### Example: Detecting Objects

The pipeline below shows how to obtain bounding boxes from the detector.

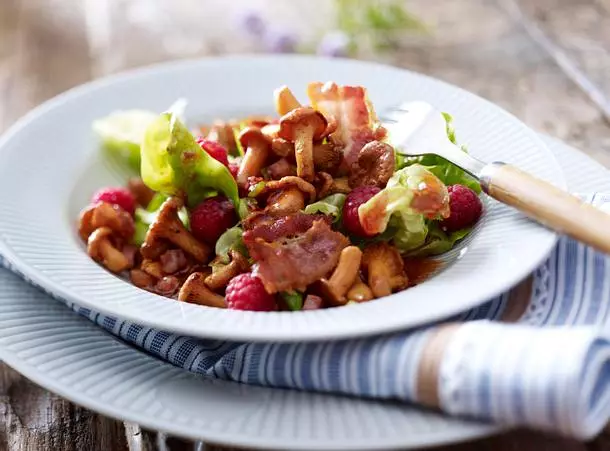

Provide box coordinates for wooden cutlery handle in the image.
[481,162,610,254]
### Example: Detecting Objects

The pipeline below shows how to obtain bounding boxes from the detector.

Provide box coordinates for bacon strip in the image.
[243,213,330,242]
[245,219,349,293]
[307,82,384,172]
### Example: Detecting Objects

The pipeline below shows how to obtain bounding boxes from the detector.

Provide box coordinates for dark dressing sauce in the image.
[403,258,443,287]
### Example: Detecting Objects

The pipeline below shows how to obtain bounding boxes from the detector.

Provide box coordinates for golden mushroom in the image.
[178,272,226,308]
[273,85,302,115]
[278,107,328,182]
[205,250,250,291]
[259,176,317,216]
[141,197,211,263]
[318,246,363,306]
[348,140,395,188]
[362,243,408,298]
[237,127,271,187]
[346,276,374,303]
[87,227,131,273]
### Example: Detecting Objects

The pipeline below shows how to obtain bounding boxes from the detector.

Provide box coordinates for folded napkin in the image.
[2,193,610,440]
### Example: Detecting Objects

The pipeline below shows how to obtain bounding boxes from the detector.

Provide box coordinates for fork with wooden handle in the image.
[382,101,610,254]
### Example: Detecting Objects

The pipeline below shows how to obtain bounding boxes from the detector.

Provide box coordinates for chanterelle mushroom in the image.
[274,85,302,116]
[258,176,317,216]
[237,127,271,187]
[278,107,328,182]
[205,250,250,291]
[87,227,131,273]
[313,142,342,174]
[79,202,134,242]
[206,121,237,155]
[178,272,226,308]
[348,140,395,188]
[315,172,351,199]
[319,246,363,306]
[362,243,408,298]
[141,197,211,263]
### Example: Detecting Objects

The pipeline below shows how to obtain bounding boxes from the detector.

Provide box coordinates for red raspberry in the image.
[228,163,239,179]
[440,185,483,232]
[225,273,277,311]
[189,195,237,244]
[196,138,229,167]
[91,187,136,216]
[342,186,381,237]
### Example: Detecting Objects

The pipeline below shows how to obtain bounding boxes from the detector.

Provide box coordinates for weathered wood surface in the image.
[1,0,610,449]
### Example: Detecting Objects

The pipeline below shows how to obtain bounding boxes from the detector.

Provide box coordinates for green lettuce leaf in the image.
[141,112,239,208]
[215,226,248,264]
[406,223,471,257]
[395,112,481,193]
[359,164,448,252]
[280,291,304,311]
[303,194,347,223]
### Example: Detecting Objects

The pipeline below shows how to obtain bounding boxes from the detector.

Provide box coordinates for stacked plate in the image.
[0,56,588,449]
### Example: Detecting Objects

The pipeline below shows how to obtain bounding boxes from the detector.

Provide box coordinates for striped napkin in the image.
[65,207,610,440]
[1,193,609,440]
[1,135,610,440]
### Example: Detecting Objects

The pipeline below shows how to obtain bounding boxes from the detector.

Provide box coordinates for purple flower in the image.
[317,30,351,57]
[236,10,266,36]
[264,29,298,53]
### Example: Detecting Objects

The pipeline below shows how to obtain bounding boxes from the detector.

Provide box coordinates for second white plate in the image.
[0,136,599,450]
[0,56,564,341]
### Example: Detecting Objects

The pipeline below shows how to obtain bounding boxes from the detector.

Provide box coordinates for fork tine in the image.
[380,110,404,123]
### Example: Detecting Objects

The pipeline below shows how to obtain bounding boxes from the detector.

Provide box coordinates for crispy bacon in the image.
[307,82,384,173]
[244,213,330,242]
[245,219,349,293]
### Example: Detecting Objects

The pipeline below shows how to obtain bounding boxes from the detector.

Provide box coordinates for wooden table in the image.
[2,0,610,449]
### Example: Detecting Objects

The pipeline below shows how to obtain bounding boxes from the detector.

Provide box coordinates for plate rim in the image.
[0,55,564,342]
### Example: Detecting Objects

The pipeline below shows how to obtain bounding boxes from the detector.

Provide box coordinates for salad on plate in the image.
[78,82,482,311]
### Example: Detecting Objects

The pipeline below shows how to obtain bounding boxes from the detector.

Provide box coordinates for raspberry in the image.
[225,273,277,311]
[229,163,239,179]
[189,195,237,244]
[342,186,380,237]
[440,185,483,232]
[196,138,229,167]
[91,187,136,216]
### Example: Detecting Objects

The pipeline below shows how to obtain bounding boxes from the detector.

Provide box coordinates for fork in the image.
[382,101,610,254]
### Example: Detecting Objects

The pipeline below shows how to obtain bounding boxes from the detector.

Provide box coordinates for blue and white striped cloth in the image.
[2,194,610,439]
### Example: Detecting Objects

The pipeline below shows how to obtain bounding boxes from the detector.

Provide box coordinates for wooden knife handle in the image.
[481,162,610,254]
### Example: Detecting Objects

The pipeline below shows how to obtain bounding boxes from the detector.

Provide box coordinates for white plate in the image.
[0,136,599,450]
[0,56,564,342]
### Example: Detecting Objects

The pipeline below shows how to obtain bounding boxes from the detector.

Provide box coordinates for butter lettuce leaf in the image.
[359,164,450,252]
[304,194,347,223]
[141,112,239,208]
[406,223,471,257]
[215,226,248,263]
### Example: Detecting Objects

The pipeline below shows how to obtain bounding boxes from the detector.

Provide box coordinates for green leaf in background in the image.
[334,0,427,53]
[303,193,347,223]
[141,112,240,208]
[281,290,304,311]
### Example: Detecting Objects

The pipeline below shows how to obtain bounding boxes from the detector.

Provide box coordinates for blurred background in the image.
[2,0,610,166]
